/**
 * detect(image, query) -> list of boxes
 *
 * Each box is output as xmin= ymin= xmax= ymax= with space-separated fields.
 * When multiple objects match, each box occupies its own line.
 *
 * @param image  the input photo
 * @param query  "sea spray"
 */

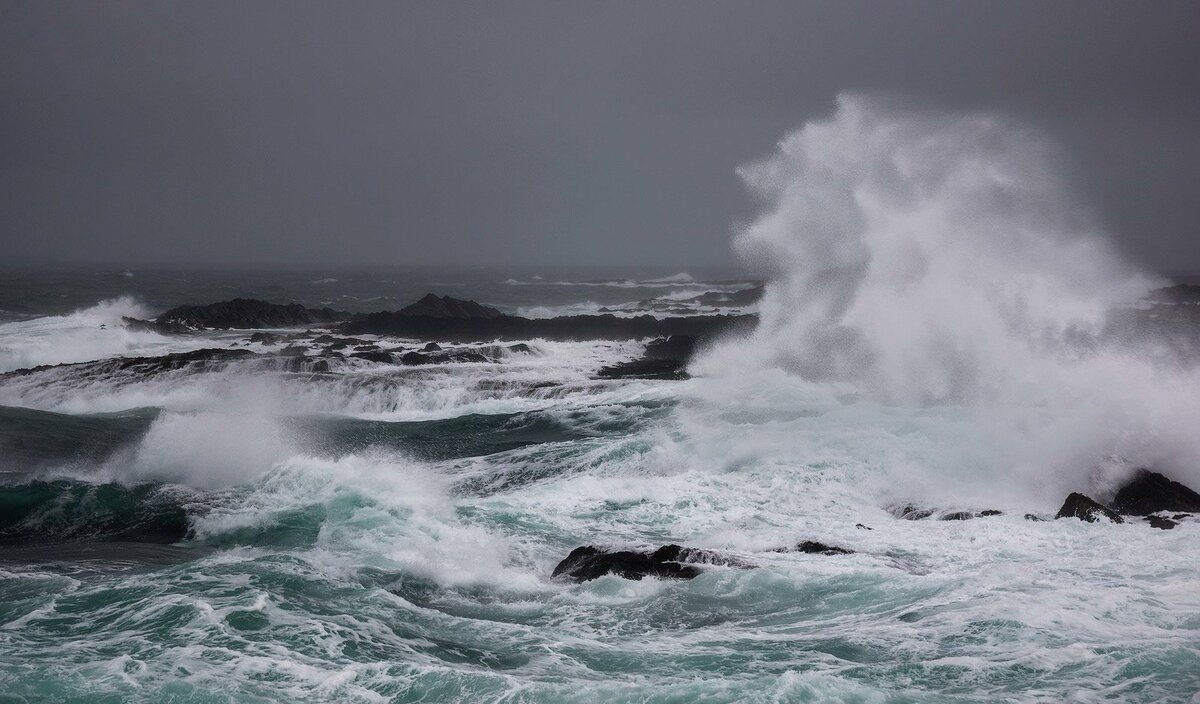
xmin=695 ymin=93 xmax=1200 ymax=496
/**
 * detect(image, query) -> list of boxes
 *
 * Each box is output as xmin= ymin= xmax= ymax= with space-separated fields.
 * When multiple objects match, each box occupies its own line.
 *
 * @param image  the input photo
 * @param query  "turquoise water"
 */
xmin=0 ymin=271 xmax=1198 ymax=703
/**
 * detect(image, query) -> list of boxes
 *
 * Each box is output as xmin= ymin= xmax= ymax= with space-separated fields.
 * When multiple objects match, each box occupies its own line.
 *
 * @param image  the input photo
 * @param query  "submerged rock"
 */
xmin=1146 ymin=515 xmax=1178 ymax=530
xmin=1111 ymin=469 xmax=1200 ymax=515
xmin=1055 ymin=493 xmax=1123 ymax=523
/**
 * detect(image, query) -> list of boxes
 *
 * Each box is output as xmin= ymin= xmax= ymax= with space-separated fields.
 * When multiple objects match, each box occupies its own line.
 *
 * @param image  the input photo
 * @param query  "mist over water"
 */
xmin=699 ymin=93 xmax=1200 ymax=496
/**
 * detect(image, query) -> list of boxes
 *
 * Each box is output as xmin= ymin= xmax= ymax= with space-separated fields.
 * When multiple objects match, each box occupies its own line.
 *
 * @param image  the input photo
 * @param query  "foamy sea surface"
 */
xmin=3 ymin=97 xmax=1200 ymax=702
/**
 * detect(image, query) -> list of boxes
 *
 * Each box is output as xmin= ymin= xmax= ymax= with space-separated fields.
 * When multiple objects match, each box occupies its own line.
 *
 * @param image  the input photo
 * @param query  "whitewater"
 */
xmin=0 ymin=95 xmax=1197 ymax=703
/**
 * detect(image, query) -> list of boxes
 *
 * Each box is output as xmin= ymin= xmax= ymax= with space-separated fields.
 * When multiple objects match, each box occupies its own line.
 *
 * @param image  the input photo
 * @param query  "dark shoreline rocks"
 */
xmin=152 ymin=298 xmax=350 ymax=331
xmin=342 ymin=309 xmax=755 ymax=342
xmin=1055 ymin=493 xmax=1124 ymax=523
xmin=597 ymin=336 xmax=697 ymax=380
xmin=126 ymin=294 xmax=756 ymax=346
xmin=1110 ymin=469 xmax=1200 ymax=515
xmin=1053 ymin=470 xmax=1199 ymax=528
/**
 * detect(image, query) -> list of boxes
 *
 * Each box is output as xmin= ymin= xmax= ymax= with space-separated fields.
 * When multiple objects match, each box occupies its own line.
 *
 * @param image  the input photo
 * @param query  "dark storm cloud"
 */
xmin=1 ymin=1 xmax=1198 ymax=270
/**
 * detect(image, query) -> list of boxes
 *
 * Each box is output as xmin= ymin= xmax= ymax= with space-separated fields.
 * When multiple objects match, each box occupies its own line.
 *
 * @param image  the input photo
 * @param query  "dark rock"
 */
xmin=1024 ymin=513 xmax=1044 ymax=521
xmin=507 ymin=343 xmax=535 ymax=354
xmin=1147 ymin=516 xmax=1178 ymax=530
xmin=278 ymin=345 xmax=308 ymax=356
xmin=940 ymin=511 xmax=974 ymax=521
xmin=1111 ymin=469 xmax=1200 ymax=515
xmin=551 ymin=545 xmax=703 ymax=582
xmin=399 ymin=294 xmax=505 ymax=320
xmin=155 ymin=298 xmax=349 ymax=330
xmin=341 ymin=295 xmax=756 ymax=342
xmin=422 ymin=342 xmax=443 ymax=352
xmin=353 ymin=344 xmax=379 ymax=351
xmin=400 ymin=352 xmax=431 ymax=365
xmin=792 ymin=541 xmax=853 ymax=555
xmin=977 ymin=509 xmax=1003 ymax=517
xmin=597 ymin=336 xmax=697 ymax=380
xmin=855 ymin=523 xmax=872 ymax=530
xmin=351 ymin=351 xmax=393 ymax=364
xmin=597 ymin=357 xmax=690 ymax=380
xmin=1055 ymin=492 xmax=1123 ymax=523
xmin=249 ymin=332 xmax=280 ymax=345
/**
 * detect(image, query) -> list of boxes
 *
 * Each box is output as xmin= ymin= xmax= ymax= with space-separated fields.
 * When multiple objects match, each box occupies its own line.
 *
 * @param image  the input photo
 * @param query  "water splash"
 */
xmin=697 ymin=93 xmax=1200 ymax=492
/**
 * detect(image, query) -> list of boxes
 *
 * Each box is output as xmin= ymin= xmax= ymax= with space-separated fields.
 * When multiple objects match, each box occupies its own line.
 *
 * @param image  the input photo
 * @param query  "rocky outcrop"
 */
xmin=1110 ymin=469 xmax=1200 ymax=515
xmin=1049 ymin=470 xmax=1199 ymax=528
xmin=550 ymin=539 xmax=857 ymax=582
xmin=341 ymin=294 xmax=755 ymax=342
xmin=397 ymin=294 xmax=505 ymax=319
xmin=1055 ymin=493 xmax=1123 ymax=523
xmin=552 ymin=545 xmax=704 ymax=582
xmin=777 ymin=541 xmax=854 ymax=555
xmin=153 ymin=298 xmax=350 ymax=331
xmin=597 ymin=336 xmax=697 ymax=380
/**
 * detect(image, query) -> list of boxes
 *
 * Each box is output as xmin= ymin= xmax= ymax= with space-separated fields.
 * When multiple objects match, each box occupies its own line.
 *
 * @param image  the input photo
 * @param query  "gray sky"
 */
xmin=2 ymin=1 xmax=1198 ymax=271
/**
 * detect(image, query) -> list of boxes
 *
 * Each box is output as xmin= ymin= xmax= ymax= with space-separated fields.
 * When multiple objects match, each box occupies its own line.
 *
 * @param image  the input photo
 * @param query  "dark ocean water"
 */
xmin=0 ymin=267 xmax=1197 ymax=703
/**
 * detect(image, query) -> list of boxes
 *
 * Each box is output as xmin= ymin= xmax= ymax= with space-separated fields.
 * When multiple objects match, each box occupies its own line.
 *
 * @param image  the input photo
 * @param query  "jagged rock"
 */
xmin=1055 ymin=493 xmax=1123 ymax=523
xmin=978 ymin=509 xmax=1003 ymax=517
xmin=855 ymin=523 xmax=872 ymax=530
xmin=940 ymin=511 xmax=974 ymax=521
xmin=1147 ymin=516 xmax=1178 ymax=530
xmin=1111 ymin=469 xmax=1200 ymax=515
xmin=399 ymin=294 xmax=505 ymax=320
xmin=551 ymin=544 xmax=753 ymax=582
xmin=597 ymin=336 xmax=697 ymax=380
xmin=249 ymin=332 xmax=280 ymax=345
xmin=551 ymin=545 xmax=702 ymax=582
xmin=341 ymin=295 xmax=755 ymax=342
xmin=792 ymin=541 xmax=853 ymax=555
xmin=507 ymin=343 xmax=535 ymax=354
xmin=155 ymin=298 xmax=349 ymax=330
xmin=351 ymin=351 xmax=393 ymax=364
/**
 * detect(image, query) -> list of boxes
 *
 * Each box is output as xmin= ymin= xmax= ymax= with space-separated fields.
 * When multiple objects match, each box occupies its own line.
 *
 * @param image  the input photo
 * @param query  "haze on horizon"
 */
xmin=2 ymin=1 xmax=1199 ymax=273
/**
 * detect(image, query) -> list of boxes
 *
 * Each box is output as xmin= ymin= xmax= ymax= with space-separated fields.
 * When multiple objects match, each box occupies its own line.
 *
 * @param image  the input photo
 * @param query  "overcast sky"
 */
xmin=2 ymin=1 xmax=1198 ymax=271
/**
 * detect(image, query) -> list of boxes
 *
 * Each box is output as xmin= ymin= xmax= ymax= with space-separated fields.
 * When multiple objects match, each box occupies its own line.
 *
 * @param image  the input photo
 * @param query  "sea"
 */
xmin=2 ymin=96 xmax=1199 ymax=703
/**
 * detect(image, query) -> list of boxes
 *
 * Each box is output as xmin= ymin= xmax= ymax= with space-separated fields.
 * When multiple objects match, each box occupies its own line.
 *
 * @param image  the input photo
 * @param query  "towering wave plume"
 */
xmin=715 ymin=94 xmax=1159 ymax=404
xmin=697 ymin=93 xmax=1200 ymax=492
